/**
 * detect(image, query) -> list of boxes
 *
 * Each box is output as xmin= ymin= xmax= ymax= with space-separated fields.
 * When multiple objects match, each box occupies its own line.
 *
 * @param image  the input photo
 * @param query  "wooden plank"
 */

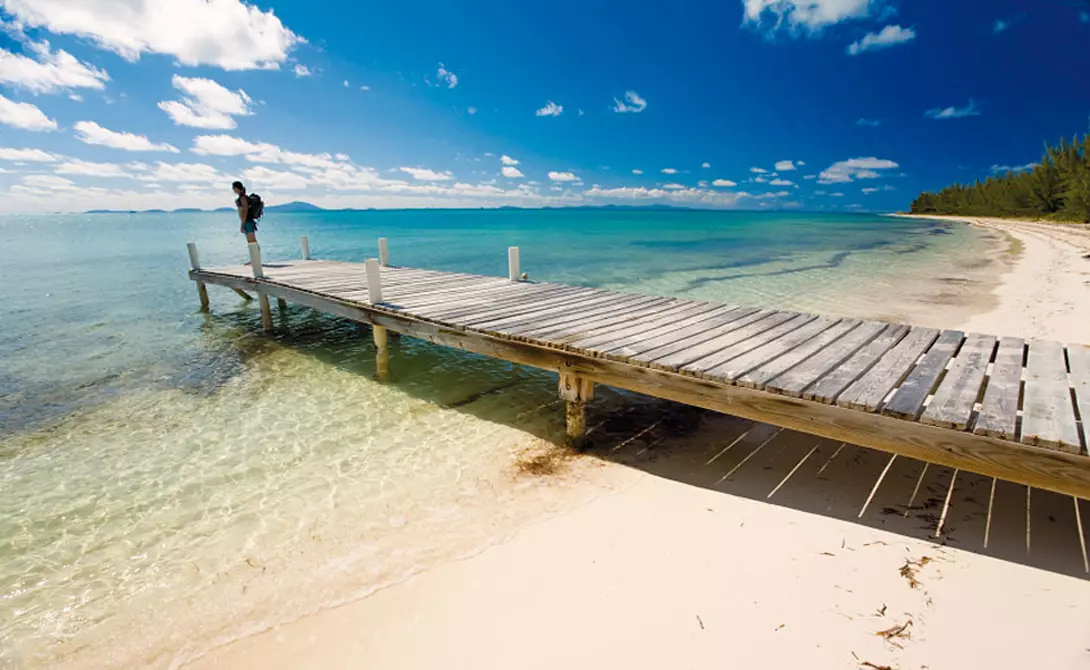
xmin=599 ymin=305 xmax=745 ymax=359
xmin=414 ymin=284 xmax=589 ymax=321
xmin=683 ymin=313 xmax=816 ymax=375
xmin=633 ymin=308 xmax=774 ymax=366
xmin=739 ymin=319 xmax=862 ymax=390
xmin=395 ymin=280 xmax=561 ymax=311
xmin=882 ymin=329 xmax=965 ymax=420
xmin=649 ymin=311 xmax=795 ymax=371
xmin=513 ymin=296 xmax=682 ymax=342
xmin=921 ymin=333 xmax=998 ymax=429
xmin=472 ymin=288 xmax=657 ymax=331
xmin=562 ymin=301 xmax=725 ymax=352
xmin=974 ymin=337 xmax=1026 ymax=440
xmin=465 ymin=289 xmax=648 ymax=332
xmin=705 ymin=316 xmax=840 ymax=382
xmin=1067 ymin=345 xmax=1090 ymax=451
xmin=1021 ymin=340 xmax=1081 ymax=453
xmin=835 ymin=327 xmax=939 ymax=410
xmin=770 ymin=321 xmax=888 ymax=398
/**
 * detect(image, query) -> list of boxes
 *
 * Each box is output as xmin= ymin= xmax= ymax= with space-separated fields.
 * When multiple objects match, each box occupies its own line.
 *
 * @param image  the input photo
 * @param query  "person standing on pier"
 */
xmin=232 ymin=181 xmax=263 ymax=244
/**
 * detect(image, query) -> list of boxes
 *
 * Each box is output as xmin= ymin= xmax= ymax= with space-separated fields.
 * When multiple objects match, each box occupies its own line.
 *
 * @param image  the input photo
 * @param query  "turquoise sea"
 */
xmin=0 ymin=209 xmax=987 ymax=668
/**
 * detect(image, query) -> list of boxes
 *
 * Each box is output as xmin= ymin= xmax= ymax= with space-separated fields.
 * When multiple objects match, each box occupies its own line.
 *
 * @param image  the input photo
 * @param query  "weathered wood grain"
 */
xmin=650 ymin=311 xmax=795 ymax=371
xmin=684 ymin=313 xmax=815 ymax=376
xmin=973 ymin=337 xmax=1026 ymax=441
xmin=836 ymin=327 xmax=939 ymax=411
xmin=739 ymin=319 xmax=862 ymax=390
xmin=705 ymin=317 xmax=840 ymax=383
xmin=921 ymin=333 xmax=998 ymax=429
xmin=1067 ymin=344 xmax=1090 ymax=453
xmin=1021 ymin=340 xmax=1081 ymax=453
xmin=770 ymin=321 xmax=887 ymax=398
xmin=882 ymin=329 xmax=965 ymax=420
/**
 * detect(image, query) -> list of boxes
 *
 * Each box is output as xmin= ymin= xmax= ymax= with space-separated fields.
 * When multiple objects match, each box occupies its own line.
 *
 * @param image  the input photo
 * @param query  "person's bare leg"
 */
xmin=246 ymin=232 xmax=257 ymax=244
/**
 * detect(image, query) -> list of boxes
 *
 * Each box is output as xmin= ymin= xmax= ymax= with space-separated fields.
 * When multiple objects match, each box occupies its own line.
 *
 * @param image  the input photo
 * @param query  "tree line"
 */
xmin=910 ymin=134 xmax=1090 ymax=222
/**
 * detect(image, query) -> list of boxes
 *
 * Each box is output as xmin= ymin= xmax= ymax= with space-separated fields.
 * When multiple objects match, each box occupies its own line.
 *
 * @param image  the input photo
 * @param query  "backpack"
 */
xmin=247 ymin=193 xmax=265 ymax=220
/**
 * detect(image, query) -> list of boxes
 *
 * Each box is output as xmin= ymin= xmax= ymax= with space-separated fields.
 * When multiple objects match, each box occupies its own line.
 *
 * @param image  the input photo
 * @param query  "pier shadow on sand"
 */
xmin=198 ymin=302 xmax=1089 ymax=581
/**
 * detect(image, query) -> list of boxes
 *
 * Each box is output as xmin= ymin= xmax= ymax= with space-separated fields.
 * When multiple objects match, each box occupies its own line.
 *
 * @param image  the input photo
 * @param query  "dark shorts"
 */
xmin=242 ymin=220 xmax=258 ymax=234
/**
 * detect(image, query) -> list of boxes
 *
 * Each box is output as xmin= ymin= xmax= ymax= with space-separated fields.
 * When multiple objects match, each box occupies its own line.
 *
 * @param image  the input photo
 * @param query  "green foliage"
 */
xmin=910 ymin=133 xmax=1090 ymax=222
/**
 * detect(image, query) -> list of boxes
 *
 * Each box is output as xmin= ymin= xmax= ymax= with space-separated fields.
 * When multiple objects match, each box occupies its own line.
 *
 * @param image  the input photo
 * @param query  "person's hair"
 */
xmin=232 ymin=181 xmax=245 ymax=193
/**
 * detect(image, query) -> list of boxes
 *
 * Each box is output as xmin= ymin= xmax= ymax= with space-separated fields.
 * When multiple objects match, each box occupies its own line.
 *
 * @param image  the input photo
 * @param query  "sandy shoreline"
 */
xmin=188 ymin=217 xmax=1090 ymax=670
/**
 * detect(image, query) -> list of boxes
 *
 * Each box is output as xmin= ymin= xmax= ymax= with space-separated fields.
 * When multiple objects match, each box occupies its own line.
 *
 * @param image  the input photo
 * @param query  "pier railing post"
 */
xmin=187 ymin=242 xmax=210 ymax=311
xmin=365 ymin=258 xmax=383 ymax=304
xmin=249 ymin=242 xmax=272 ymax=331
xmin=508 ymin=246 xmax=520 ymax=281
xmin=301 ymin=235 xmax=311 ymax=260
xmin=378 ymin=237 xmax=389 ymax=267
xmin=559 ymin=368 xmax=594 ymax=448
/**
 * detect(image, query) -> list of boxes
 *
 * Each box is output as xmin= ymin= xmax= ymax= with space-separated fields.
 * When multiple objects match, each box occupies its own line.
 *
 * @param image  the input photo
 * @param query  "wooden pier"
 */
xmin=187 ymin=238 xmax=1090 ymax=499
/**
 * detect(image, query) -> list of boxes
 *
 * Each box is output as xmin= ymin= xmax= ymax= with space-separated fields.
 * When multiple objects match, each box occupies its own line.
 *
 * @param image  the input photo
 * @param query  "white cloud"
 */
xmin=501 ymin=166 xmax=524 ymax=178
xmin=0 ymin=147 xmax=57 ymax=161
xmin=742 ymin=0 xmax=876 ymax=35
xmin=293 ymin=64 xmax=311 ymax=77
xmin=0 ymin=39 xmax=109 ymax=93
xmin=632 ymin=169 xmax=643 ymax=175
xmin=399 ymin=167 xmax=454 ymax=181
xmin=847 ymin=25 xmax=916 ymax=55
xmin=360 ymin=85 xmax=371 ymax=91
xmin=536 ymin=100 xmax=563 ymax=117
xmin=712 ymin=178 xmax=737 ymax=187
xmin=701 ymin=162 xmax=711 ymax=168
xmin=856 ymin=117 xmax=882 ymax=127
xmin=466 ymin=105 xmax=476 ymax=114
xmin=585 ymin=184 xmax=748 ymax=208
xmin=548 ymin=171 xmax=578 ymax=182
xmin=612 ymin=90 xmax=647 ymax=113
xmin=818 ymin=156 xmax=898 ymax=184
xmin=436 ymin=63 xmax=457 ymax=88
xmin=157 ymin=75 xmax=252 ymax=129
xmin=241 ymin=165 xmax=310 ymax=190
xmin=861 ymin=187 xmax=878 ymax=194
xmin=662 ymin=183 xmax=686 ymax=190
xmin=698 ymin=179 xmax=709 ymax=187
xmin=0 ymin=93 xmax=57 ymax=131
xmin=925 ymin=99 xmax=980 ymax=120
xmin=501 ymin=155 xmax=519 ymax=165
xmin=661 ymin=168 xmax=678 ymax=174
xmin=803 ymin=174 xmax=817 ymax=179
xmin=754 ymin=176 xmax=768 ymax=183
xmin=750 ymin=167 xmax=768 ymax=173
xmin=56 ymin=158 xmax=130 ymax=177
xmin=342 ymin=80 xmax=348 ymax=87
xmin=769 ymin=178 xmax=794 ymax=186
xmin=1 ymin=0 xmax=303 ymax=70
xmin=74 ymin=120 xmax=179 ymax=152
xmin=774 ymin=160 xmax=796 ymax=171
xmin=141 ymin=162 xmax=225 ymax=183
xmin=191 ymin=134 xmax=343 ymax=169
xmin=797 ymin=161 xmax=805 ymax=166
xmin=829 ymin=192 xmax=844 ymax=197
xmin=990 ymin=163 xmax=1036 ymax=174
xmin=22 ymin=174 xmax=75 ymax=189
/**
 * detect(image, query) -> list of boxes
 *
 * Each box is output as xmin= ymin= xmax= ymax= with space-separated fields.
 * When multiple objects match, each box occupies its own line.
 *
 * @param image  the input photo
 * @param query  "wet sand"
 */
xmin=187 ymin=217 xmax=1090 ymax=670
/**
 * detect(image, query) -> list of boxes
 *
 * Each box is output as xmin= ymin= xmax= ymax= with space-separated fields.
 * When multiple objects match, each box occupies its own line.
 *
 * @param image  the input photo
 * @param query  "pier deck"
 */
xmin=187 ymin=244 xmax=1090 ymax=499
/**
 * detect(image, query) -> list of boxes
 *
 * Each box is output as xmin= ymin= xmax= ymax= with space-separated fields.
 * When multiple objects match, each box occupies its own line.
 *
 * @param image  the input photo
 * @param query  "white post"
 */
xmin=248 ymin=242 xmax=265 ymax=279
xmin=187 ymin=242 xmax=209 ymax=311
xmin=373 ymin=325 xmax=390 ymax=381
xmin=378 ymin=237 xmax=389 ymax=267
xmin=301 ymin=235 xmax=311 ymax=260
xmin=508 ymin=246 xmax=520 ymax=281
xmin=365 ymin=258 xmax=383 ymax=304
xmin=248 ymin=243 xmax=271 ymax=330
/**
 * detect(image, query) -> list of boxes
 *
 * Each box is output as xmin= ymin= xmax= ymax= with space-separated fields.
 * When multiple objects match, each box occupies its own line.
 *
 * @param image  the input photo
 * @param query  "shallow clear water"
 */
xmin=0 ymin=210 xmax=985 ymax=668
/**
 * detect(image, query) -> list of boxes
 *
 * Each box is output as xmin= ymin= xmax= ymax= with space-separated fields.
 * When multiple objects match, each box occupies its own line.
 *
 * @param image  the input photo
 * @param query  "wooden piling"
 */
xmin=249 ymin=243 xmax=272 ymax=331
xmin=559 ymin=370 xmax=594 ymax=448
xmin=301 ymin=235 xmax=311 ymax=260
xmin=186 ymin=242 xmax=209 ymax=311
xmin=508 ymin=246 xmax=520 ymax=281
xmin=378 ymin=237 xmax=389 ymax=267
xmin=365 ymin=258 xmax=383 ymax=304
xmin=373 ymin=325 xmax=390 ymax=381
xmin=277 ymin=297 xmax=288 ymax=311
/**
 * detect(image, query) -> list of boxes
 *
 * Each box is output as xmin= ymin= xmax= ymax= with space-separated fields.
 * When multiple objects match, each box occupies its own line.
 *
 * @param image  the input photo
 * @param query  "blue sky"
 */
xmin=0 ymin=0 xmax=1087 ymax=213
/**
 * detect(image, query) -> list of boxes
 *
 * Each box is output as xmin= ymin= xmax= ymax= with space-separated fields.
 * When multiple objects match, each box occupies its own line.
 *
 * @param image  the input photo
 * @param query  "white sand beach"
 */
xmin=188 ymin=218 xmax=1090 ymax=670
